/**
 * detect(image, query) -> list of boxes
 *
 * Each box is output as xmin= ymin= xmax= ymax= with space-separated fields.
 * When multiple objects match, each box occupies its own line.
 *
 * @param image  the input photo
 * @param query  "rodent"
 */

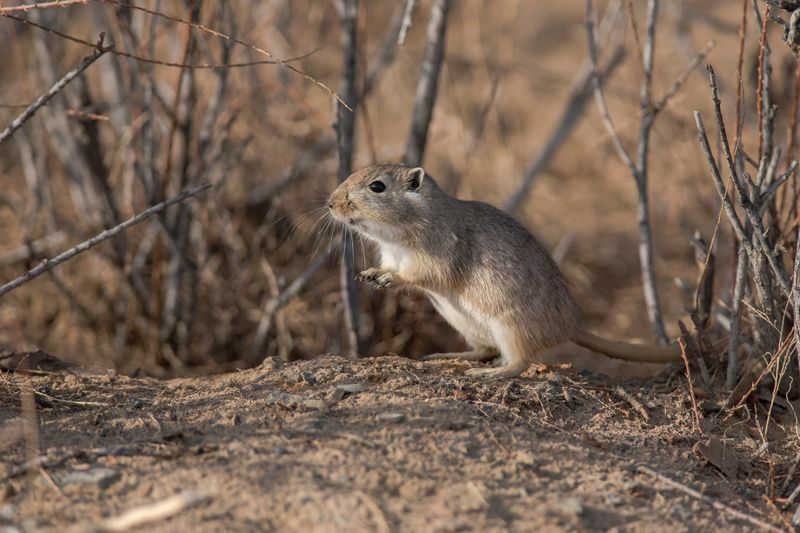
xmin=327 ymin=164 xmax=682 ymax=378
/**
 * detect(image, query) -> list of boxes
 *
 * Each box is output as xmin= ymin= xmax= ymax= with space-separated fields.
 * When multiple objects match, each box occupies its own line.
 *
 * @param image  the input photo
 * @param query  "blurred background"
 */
xmin=0 ymin=0 xmax=794 ymax=377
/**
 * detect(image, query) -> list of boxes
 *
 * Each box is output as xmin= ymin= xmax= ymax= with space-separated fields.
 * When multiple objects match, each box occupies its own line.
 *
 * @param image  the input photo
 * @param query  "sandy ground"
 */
xmin=0 ymin=353 xmax=792 ymax=532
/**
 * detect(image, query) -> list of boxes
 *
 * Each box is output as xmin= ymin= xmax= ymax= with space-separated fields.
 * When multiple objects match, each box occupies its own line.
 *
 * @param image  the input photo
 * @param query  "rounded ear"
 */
xmin=406 ymin=167 xmax=425 ymax=191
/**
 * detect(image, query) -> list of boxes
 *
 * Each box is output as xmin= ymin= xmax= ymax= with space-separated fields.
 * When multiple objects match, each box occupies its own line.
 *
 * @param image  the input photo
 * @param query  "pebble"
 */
xmin=59 ymin=467 xmax=120 ymax=489
xmin=337 ymin=383 xmax=365 ymax=394
xmin=300 ymin=372 xmax=317 ymax=386
xmin=376 ymin=412 xmax=405 ymax=423
xmin=556 ymin=497 xmax=584 ymax=516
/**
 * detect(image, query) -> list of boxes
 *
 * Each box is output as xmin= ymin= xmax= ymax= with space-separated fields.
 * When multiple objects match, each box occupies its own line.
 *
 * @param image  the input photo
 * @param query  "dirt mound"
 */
xmin=0 ymin=355 xmax=787 ymax=531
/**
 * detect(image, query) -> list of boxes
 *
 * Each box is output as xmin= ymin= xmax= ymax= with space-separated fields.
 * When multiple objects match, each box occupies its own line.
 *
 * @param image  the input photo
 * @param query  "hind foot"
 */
xmin=465 ymin=361 xmax=529 ymax=379
xmin=423 ymin=348 xmax=496 ymax=362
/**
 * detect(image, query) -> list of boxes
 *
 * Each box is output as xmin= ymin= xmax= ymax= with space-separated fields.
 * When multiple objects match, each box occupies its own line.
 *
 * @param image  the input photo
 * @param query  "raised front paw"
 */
xmin=356 ymin=268 xmax=396 ymax=289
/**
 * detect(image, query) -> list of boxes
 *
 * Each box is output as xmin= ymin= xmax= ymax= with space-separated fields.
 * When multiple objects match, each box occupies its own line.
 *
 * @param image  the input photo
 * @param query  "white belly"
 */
xmin=426 ymin=291 xmax=494 ymax=348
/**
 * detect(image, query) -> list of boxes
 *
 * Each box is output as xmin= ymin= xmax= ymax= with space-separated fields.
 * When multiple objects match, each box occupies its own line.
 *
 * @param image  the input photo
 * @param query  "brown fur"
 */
xmin=328 ymin=164 xmax=680 ymax=377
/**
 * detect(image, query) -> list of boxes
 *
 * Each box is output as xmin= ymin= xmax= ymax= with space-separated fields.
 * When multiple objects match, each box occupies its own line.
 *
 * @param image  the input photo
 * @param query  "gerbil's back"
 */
xmin=453 ymin=199 xmax=581 ymax=340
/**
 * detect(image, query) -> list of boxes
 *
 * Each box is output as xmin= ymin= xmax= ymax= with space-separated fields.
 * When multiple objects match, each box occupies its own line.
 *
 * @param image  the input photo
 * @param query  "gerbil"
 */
xmin=327 ymin=164 xmax=681 ymax=378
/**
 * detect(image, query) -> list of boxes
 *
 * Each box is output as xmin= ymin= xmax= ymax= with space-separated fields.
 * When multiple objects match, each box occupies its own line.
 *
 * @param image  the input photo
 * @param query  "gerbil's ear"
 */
xmin=405 ymin=167 xmax=425 ymax=192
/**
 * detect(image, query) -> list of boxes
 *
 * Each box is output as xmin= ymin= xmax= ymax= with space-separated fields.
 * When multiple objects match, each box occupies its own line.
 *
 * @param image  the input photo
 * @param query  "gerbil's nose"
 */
xmin=327 ymin=200 xmax=333 ymax=210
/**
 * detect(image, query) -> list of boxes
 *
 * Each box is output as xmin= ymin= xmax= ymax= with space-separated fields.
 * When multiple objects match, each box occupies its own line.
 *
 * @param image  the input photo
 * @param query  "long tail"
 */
xmin=574 ymin=329 xmax=681 ymax=363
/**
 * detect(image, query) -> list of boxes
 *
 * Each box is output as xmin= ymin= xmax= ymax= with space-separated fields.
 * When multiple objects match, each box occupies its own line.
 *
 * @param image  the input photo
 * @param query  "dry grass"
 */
xmin=0 ymin=0 xmax=796 ymax=376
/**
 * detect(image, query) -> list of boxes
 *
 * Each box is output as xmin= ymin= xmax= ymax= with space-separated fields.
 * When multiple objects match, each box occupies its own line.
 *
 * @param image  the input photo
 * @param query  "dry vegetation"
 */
xmin=3 ymin=0 xmax=800 ymax=530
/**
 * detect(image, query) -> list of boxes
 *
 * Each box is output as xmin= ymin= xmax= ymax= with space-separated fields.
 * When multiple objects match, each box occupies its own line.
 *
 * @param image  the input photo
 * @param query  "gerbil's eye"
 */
xmin=368 ymin=180 xmax=386 ymax=193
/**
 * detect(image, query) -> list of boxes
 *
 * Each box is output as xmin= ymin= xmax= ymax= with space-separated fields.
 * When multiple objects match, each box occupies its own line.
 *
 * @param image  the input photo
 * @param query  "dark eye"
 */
xmin=368 ymin=181 xmax=386 ymax=193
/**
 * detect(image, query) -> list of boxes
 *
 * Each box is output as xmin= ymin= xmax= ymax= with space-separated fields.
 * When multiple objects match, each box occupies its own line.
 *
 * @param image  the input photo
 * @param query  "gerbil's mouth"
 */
xmin=327 ymin=206 xmax=361 ymax=228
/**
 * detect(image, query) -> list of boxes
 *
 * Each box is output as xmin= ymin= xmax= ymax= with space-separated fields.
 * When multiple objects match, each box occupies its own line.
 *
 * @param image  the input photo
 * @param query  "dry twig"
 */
xmin=0 ymin=39 xmax=107 ymax=146
xmin=334 ymin=0 xmax=361 ymax=357
xmin=585 ymin=0 xmax=668 ymax=344
xmin=0 ymin=183 xmax=211 ymax=299
xmin=403 ymin=0 xmax=450 ymax=167
xmin=96 ymin=489 xmax=210 ymax=532
xmin=637 ymin=466 xmax=782 ymax=532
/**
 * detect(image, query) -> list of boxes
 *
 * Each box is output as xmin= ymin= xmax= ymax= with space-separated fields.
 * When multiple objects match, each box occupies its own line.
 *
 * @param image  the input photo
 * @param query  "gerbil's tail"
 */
xmin=573 ymin=329 xmax=681 ymax=363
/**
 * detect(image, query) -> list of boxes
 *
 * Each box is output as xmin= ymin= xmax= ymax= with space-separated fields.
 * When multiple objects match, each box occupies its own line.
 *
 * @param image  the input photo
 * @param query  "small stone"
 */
xmin=604 ymin=492 xmax=623 ymax=506
xmin=300 ymin=372 xmax=317 ymax=386
xmin=59 ymin=467 xmax=120 ymax=489
xmin=376 ymin=412 xmax=405 ymax=423
xmin=337 ymin=383 xmax=365 ymax=394
xmin=556 ymin=497 xmax=583 ymax=516
xmin=0 ymin=504 xmax=16 ymax=520
xmin=302 ymin=399 xmax=327 ymax=410
xmin=230 ymin=413 xmax=242 ymax=426
xmin=261 ymin=357 xmax=281 ymax=370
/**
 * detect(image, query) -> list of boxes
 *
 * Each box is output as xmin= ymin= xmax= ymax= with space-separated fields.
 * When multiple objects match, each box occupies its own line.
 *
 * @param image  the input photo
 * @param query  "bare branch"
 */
xmin=653 ymin=39 xmax=715 ymax=115
xmin=250 ymin=250 xmax=331 ymax=362
xmin=637 ymin=466 xmax=783 ymax=532
xmin=334 ymin=0 xmax=361 ymax=357
xmin=2 ymin=14 xmax=316 ymax=70
xmin=506 ymin=0 xmax=625 ymax=213
xmin=397 ymin=0 xmax=416 ymax=45
xmin=361 ymin=2 xmax=407 ymax=98
xmin=505 ymin=44 xmax=625 ymax=213
xmin=693 ymin=111 xmax=749 ymax=245
xmin=0 ymin=43 xmax=107 ymax=147
xmin=633 ymin=0 xmax=668 ymax=344
xmin=0 ymin=0 xmax=94 ymax=13
xmin=794 ymin=226 xmax=800 ymax=375
xmin=403 ymin=0 xmax=450 ymax=167
xmin=101 ymin=0 xmax=350 ymax=109
xmin=0 ymin=183 xmax=212 ymax=299
xmin=585 ymin=0 xmax=636 ymax=175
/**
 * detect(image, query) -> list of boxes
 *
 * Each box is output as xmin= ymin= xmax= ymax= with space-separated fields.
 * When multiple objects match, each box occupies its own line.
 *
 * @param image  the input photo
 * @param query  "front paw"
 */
xmin=357 ymin=268 xmax=395 ymax=289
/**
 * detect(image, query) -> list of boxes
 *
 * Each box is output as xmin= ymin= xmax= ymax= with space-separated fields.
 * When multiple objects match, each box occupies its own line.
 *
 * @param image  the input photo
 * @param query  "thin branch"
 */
xmin=794 ymin=226 xmax=800 ymax=377
xmin=0 ymin=183 xmax=212 ymax=299
xmin=504 ymin=44 xmax=625 ymax=213
xmin=98 ymin=489 xmax=210 ymax=532
xmin=334 ymin=0 xmax=361 ymax=357
xmin=652 ymin=39 xmax=716 ymax=115
xmin=588 ymin=0 xmax=667 ymax=343
xmin=757 ymin=2 xmax=770 ymax=162
xmin=403 ymin=0 xmax=450 ymax=167
xmin=633 ymin=0 xmax=668 ymax=344
xmin=693 ymin=112 xmax=749 ymax=245
xmin=505 ymin=0 xmax=625 ymax=213
xmin=0 ymin=0 xmax=94 ymax=13
xmin=2 ymin=14 xmax=317 ymax=70
xmin=397 ymin=0 xmax=416 ymax=45
xmin=0 ymin=41 xmax=107 ymax=147
xmin=735 ymin=0 xmax=748 ymax=148
xmin=98 ymin=0 xmax=351 ymax=110
xmin=706 ymin=66 xmax=793 ymax=296
xmin=249 ymin=250 xmax=331 ymax=362
xmin=586 ymin=0 xmax=636 ymax=175
xmin=361 ymin=2 xmax=407 ymax=98
xmin=637 ymin=466 xmax=782 ymax=532
xmin=728 ymin=247 xmax=748 ymax=389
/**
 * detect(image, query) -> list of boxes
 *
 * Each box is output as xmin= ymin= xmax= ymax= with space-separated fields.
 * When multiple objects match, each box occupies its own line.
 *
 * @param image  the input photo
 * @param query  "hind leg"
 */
xmin=465 ymin=325 xmax=531 ymax=379
xmin=423 ymin=347 xmax=497 ymax=362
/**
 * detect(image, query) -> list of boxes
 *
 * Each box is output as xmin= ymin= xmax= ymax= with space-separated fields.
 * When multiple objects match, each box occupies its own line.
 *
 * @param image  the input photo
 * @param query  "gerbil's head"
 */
xmin=327 ymin=164 xmax=434 ymax=242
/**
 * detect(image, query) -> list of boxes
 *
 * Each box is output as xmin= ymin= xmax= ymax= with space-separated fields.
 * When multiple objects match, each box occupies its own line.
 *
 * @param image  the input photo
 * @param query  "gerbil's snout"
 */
xmin=327 ymin=186 xmax=350 ymax=220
